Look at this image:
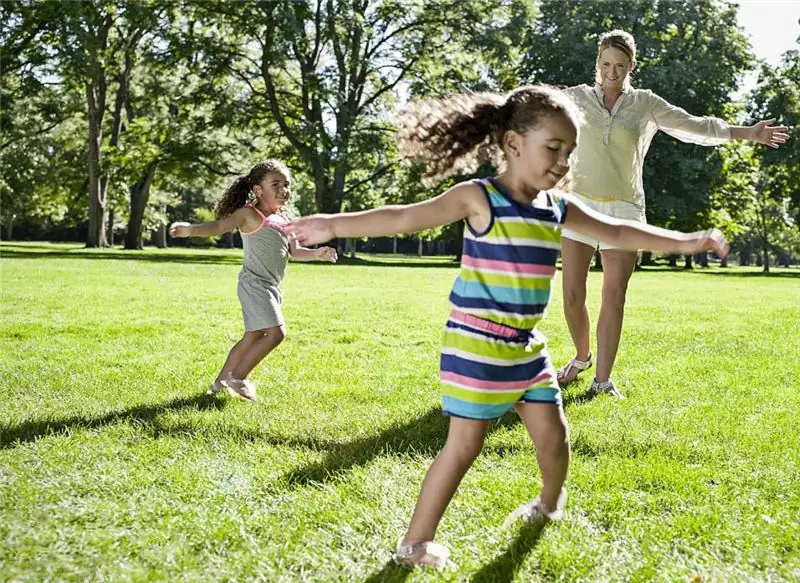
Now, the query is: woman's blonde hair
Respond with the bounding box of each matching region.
[595,30,637,89]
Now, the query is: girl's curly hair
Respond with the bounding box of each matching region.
[214,159,292,219]
[396,85,580,187]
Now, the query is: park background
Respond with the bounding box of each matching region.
[2,0,799,268]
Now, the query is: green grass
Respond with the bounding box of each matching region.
[1,242,799,582]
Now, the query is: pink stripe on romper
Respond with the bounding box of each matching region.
[461,255,557,276]
[441,370,552,391]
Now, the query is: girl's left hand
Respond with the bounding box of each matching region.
[316,246,338,263]
[168,222,191,238]
[751,119,790,149]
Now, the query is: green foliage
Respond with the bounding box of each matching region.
[3,0,797,257]
[710,51,800,268]
[189,0,535,217]
[747,50,800,221]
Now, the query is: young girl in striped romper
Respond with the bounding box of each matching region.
[288,86,728,569]
[169,159,337,402]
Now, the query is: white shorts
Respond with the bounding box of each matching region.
[562,193,647,250]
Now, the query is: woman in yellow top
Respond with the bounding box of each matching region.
[558,30,789,397]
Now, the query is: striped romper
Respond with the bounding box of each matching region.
[441,178,569,420]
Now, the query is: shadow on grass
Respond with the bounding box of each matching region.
[561,385,601,409]
[1,244,458,269]
[360,512,547,582]
[471,521,547,583]
[636,264,800,278]
[275,382,609,488]
[0,244,245,266]
[187,387,598,488]
[0,393,228,448]
[232,408,521,487]
[685,269,800,279]
[335,255,460,269]
[362,561,413,583]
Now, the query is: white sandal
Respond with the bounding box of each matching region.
[393,540,455,570]
[590,378,625,399]
[207,379,229,395]
[503,487,567,528]
[222,373,257,402]
[556,353,592,385]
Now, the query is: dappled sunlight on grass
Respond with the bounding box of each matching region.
[1,245,799,580]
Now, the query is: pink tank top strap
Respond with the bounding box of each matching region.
[240,204,268,236]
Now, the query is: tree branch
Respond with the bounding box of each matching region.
[0,118,65,151]
[357,56,420,116]
[343,163,394,197]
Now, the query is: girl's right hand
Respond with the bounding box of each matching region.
[168,222,191,238]
[286,215,335,246]
[683,228,730,258]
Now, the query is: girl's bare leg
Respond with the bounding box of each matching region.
[515,402,570,511]
[401,417,490,545]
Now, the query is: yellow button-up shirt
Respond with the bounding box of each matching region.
[563,84,732,208]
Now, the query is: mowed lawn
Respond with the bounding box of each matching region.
[1,242,799,582]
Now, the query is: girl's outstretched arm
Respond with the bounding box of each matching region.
[289,241,338,263]
[169,207,250,238]
[287,182,484,247]
[564,194,729,258]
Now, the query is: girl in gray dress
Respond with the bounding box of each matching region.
[169,159,337,401]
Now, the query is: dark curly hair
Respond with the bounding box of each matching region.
[396,85,580,186]
[214,158,292,218]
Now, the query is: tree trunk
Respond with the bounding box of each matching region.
[344,237,356,258]
[125,162,158,250]
[86,80,108,248]
[152,225,167,248]
[313,162,337,214]
[84,19,112,248]
[393,237,397,254]
[4,214,14,241]
[108,207,115,246]
[418,237,424,257]
[760,225,770,273]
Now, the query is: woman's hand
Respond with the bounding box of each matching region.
[287,215,336,246]
[749,118,790,149]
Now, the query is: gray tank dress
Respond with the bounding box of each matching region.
[237,207,290,331]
